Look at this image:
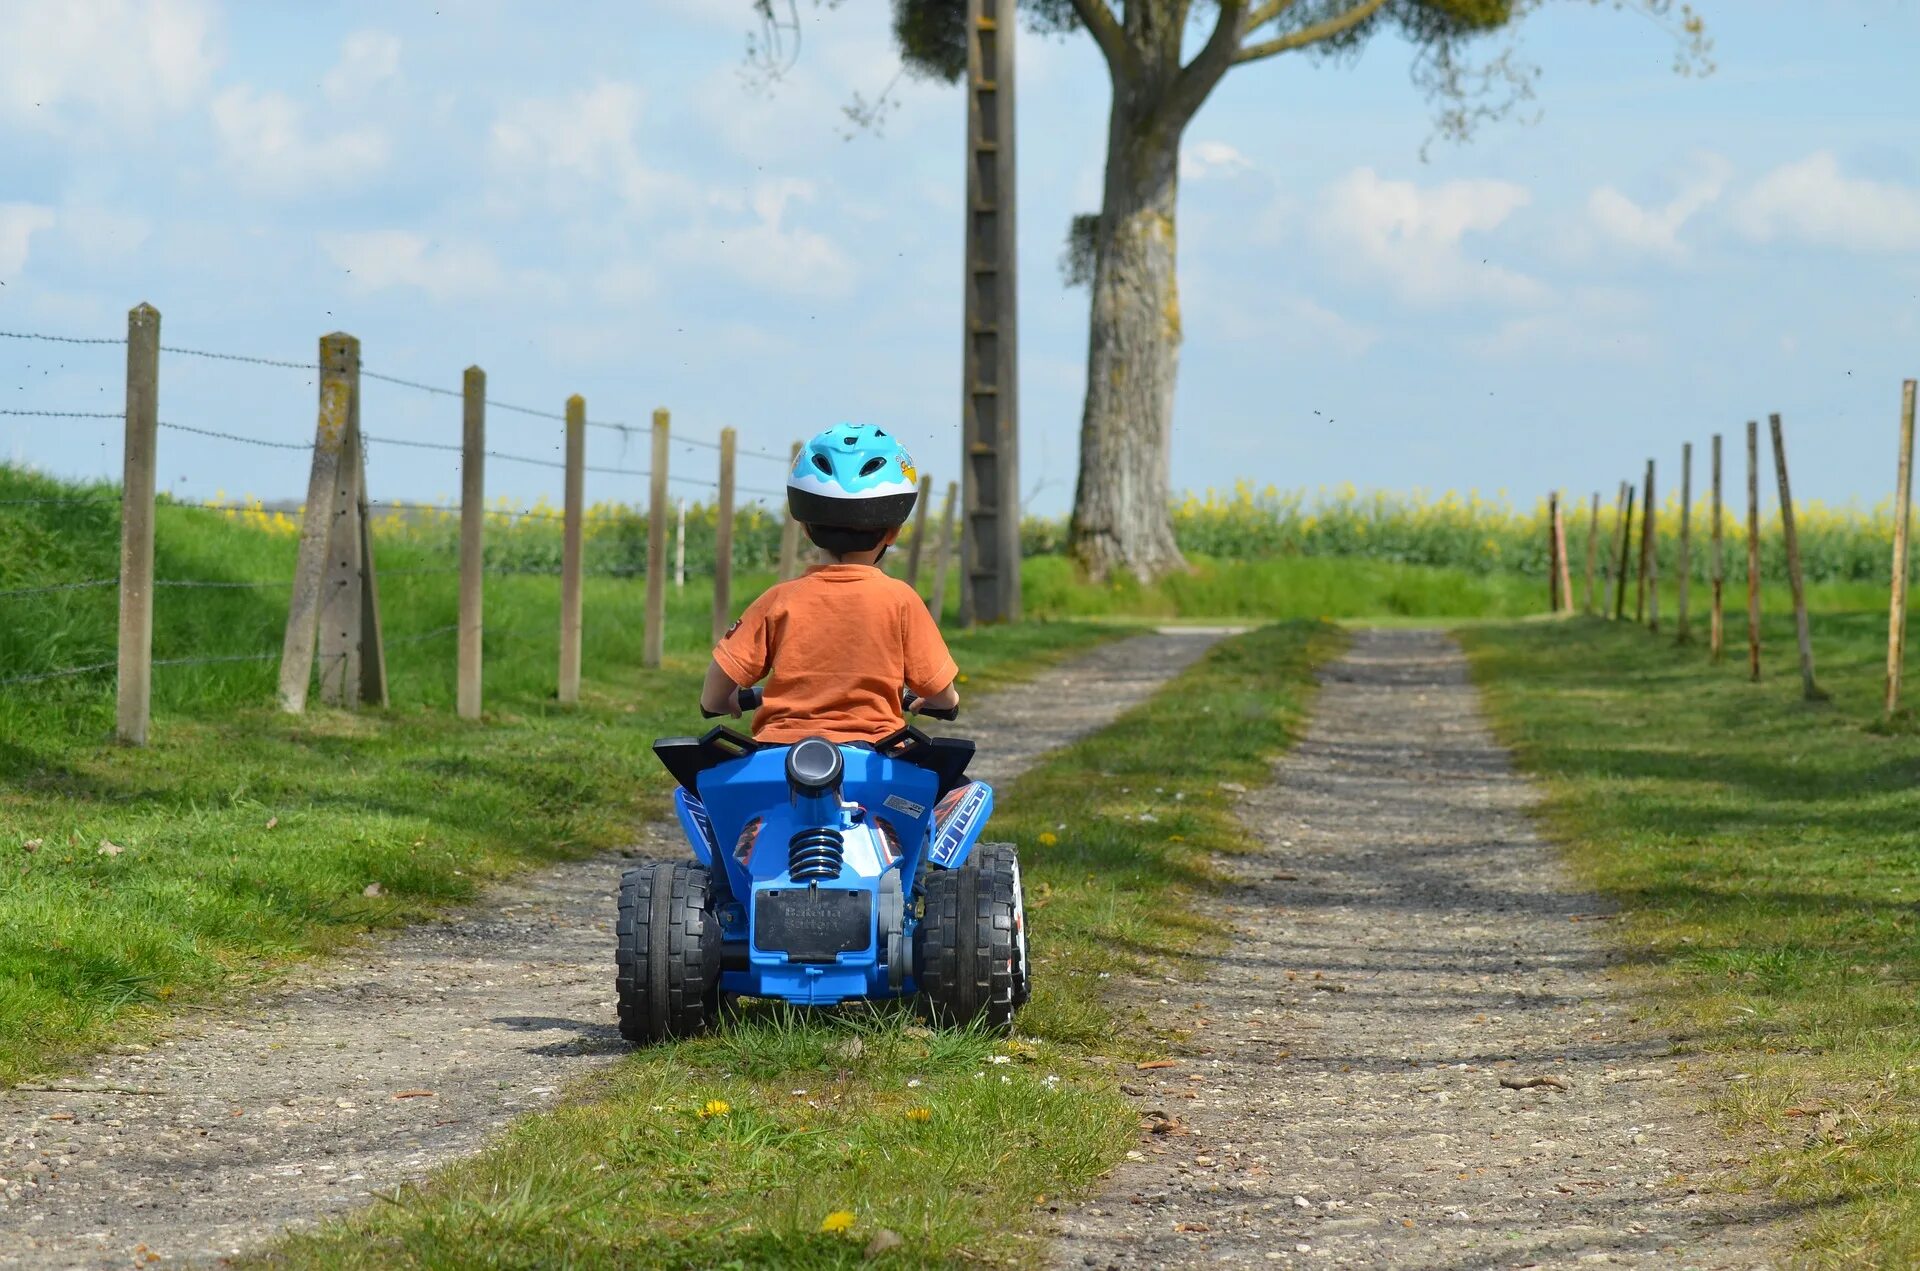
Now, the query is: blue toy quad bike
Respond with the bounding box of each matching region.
[615,688,1031,1042]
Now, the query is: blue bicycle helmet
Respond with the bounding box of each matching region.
[787,423,919,529]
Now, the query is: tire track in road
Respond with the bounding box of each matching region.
[1051,629,1789,1270]
[0,628,1227,1270]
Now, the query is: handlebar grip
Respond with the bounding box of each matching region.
[902,690,959,722]
[702,686,763,719]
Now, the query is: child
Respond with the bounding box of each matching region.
[702,423,960,744]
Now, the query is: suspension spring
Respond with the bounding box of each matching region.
[788,826,845,882]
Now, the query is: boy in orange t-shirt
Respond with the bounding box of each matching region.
[701,424,959,744]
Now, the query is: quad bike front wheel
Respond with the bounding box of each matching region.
[915,842,1030,1029]
[615,861,721,1043]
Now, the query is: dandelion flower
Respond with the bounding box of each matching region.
[698,1099,731,1119]
[1037,831,1058,847]
[820,1210,857,1234]
[904,1107,931,1122]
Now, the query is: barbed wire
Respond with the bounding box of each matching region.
[0,578,116,600]
[368,501,569,522]
[0,497,117,508]
[0,408,122,420]
[154,578,286,590]
[386,624,459,647]
[159,344,311,372]
[153,650,280,669]
[159,421,312,452]
[0,330,122,346]
[0,660,116,688]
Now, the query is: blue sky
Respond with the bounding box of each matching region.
[2,0,1917,516]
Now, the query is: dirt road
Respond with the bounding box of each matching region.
[1051,629,1788,1270]
[0,629,1226,1270]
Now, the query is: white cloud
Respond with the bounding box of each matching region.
[1313,168,1543,306]
[1470,287,1651,361]
[321,30,401,105]
[0,0,217,136]
[490,82,687,213]
[671,179,855,297]
[1735,151,1920,253]
[1181,141,1252,181]
[319,231,506,303]
[212,85,389,196]
[0,204,56,279]
[1587,152,1732,259]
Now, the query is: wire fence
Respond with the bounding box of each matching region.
[0,307,908,738]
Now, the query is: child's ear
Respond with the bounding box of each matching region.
[883,526,902,546]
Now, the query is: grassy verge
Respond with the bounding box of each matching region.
[258,621,1342,1270]
[1460,611,1920,1267]
[0,470,1117,1084]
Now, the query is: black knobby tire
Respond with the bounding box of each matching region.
[615,861,721,1044]
[915,842,1030,1030]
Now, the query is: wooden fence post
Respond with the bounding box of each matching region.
[1614,482,1636,621]
[316,335,370,708]
[712,428,736,644]
[1771,414,1821,700]
[1547,493,1562,613]
[1584,491,1600,615]
[778,441,803,581]
[116,303,160,746]
[457,366,485,721]
[675,497,687,590]
[1889,381,1918,718]
[1640,459,1658,631]
[905,475,933,588]
[1747,419,1762,682]
[644,408,670,669]
[1676,442,1693,643]
[558,395,585,704]
[278,334,355,713]
[1555,494,1573,614]
[928,480,959,626]
[1711,433,1725,662]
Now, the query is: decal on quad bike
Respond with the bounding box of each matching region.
[734,816,764,863]
[882,793,926,819]
[674,787,721,865]
[929,780,993,869]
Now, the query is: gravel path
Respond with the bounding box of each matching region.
[1051,629,1788,1270]
[0,629,1226,1270]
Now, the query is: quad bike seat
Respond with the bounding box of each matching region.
[653,724,975,799]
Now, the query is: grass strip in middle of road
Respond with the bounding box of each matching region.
[261,620,1342,1270]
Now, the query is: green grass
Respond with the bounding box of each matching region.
[0,468,1116,1084]
[1460,610,1920,1267]
[256,621,1343,1270]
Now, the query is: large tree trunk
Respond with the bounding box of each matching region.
[1067,90,1187,582]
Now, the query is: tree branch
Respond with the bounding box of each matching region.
[1234,0,1389,65]
[1068,0,1138,79]
[1166,0,1248,126]
[1242,0,1300,30]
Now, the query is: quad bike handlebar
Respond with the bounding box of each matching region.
[902,690,959,721]
[701,686,764,719]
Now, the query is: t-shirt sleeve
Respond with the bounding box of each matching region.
[713,589,777,686]
[901,592,960,698]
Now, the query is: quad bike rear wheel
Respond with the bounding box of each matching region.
[615,861,721,1043]
[915,842,1030,1029]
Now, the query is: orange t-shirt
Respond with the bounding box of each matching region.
[713,564,959,744]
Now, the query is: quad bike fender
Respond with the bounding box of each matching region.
[926,780,994,870]
[674,786,721,869]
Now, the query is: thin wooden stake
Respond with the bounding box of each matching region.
[777,441,803,581]
[1711,433,1724,662]
[1555,495,1573,614]
[928,480,959,626]
[1771,414,1821,700]
[1584,491,1600,615]
[278,334,356,713]
[712,429,736,645]
[457,366,485,721]
[1640,459,1658,631]
[644,408,670,669]
[1547,492,1562,614]
[905,476,933,588]
[116,303,159,746]
[1747,419,1762,682]
[1676,442,1693,644]
[1889,381,1918,718]
[558,395,585,704]
[1614,482,1636,621]
[674,497,687,590]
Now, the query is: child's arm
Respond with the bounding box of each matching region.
[917,679,959,711]
[700,658,746,717]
